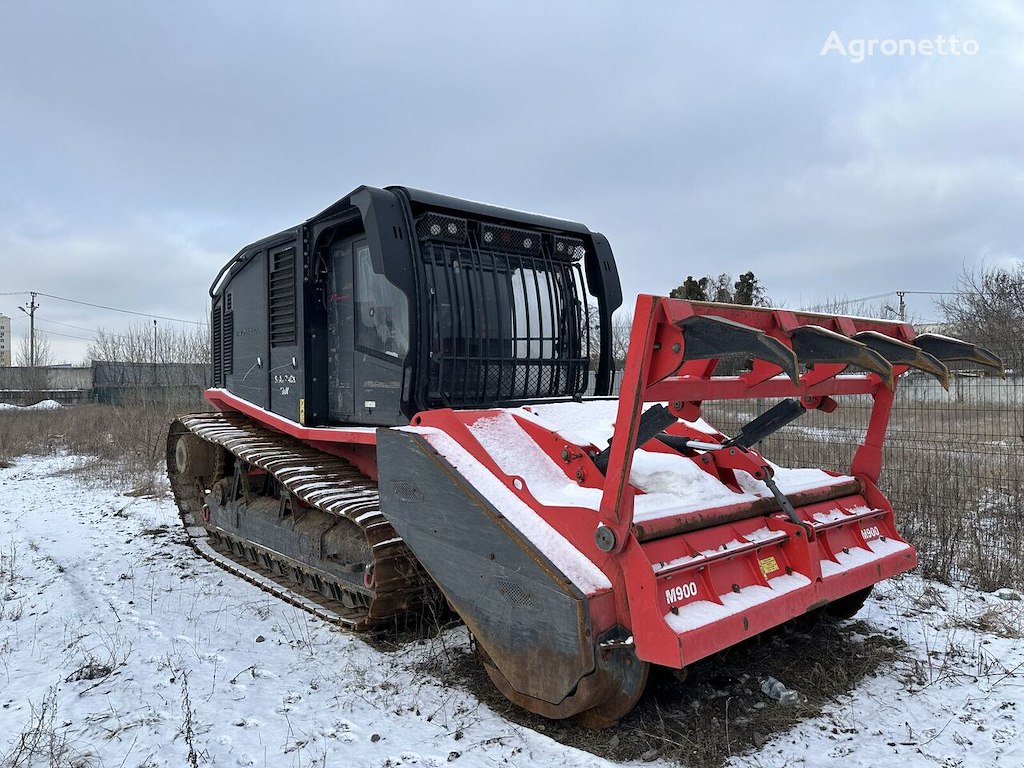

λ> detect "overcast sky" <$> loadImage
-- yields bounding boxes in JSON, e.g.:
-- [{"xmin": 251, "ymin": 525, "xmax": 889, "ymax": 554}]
[{"xmin": 1, "ymin": 1, "xmax": 1021, "ymax": 363}]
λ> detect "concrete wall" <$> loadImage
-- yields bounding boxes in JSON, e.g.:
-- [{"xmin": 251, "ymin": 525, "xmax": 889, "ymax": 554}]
[
  {"xmin": 0, "ymin": 363, "xmax": 208, "ymax": 407},
  {"xmin": 0, "ymin": 366, "xmax": 92, "ymax": 392}
]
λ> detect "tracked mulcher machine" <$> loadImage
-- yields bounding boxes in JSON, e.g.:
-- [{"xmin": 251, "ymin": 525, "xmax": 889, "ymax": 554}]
[{"xmin": 168, "ymin": 186, "xmax": 1002, "ymax": 726}]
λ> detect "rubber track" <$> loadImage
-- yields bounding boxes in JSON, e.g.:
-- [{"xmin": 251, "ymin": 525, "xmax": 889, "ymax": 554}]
[{"xmin": 167, "ymin": 412, "xmax": 436, "ymax": 631}]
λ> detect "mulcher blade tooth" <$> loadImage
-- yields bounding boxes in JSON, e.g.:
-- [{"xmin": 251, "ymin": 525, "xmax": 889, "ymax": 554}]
[
  {"xmin": 789, "ymin": 325, "xmax": 895, "ymax": 389},
  {"xmin": 913, "ymin": 334, "xmax": 1006, "ymax": 378},
  {"xmin": 677, "ymin": 314, "xmax": 800, "ymax": 383},
  {"xmin": 853, "ymin": 331, "xmax": 950, "ymax": 390}
]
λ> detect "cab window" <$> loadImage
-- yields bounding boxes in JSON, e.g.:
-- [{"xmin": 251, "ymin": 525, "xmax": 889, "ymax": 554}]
[{"xmin": 354, "ymin": 243, "xmax": 409, "ymax": 359}]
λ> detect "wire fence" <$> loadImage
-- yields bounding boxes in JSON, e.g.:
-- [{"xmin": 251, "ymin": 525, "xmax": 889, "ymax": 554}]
[{"xmin": 702, "ymin": 359, "xmax": 1024, "ymax": 592}]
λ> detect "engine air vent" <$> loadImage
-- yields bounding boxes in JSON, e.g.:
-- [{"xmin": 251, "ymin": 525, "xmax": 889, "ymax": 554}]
[
  {"xmin": 269, "ymin": 249, "xmax": 297, "ymax": 347},
  {"xmin": 211, "ymin": 305, "xmax": 223, "ymax": 386},
  {"xmin": 223, "ymin": 308, "xmax": 234, "ymax": 374}
]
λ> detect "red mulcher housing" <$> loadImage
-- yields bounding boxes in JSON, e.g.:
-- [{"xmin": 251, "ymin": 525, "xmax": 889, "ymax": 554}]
[{"xmin": 169, "ymin": 186, "xmax": 1003, "ymax": 727}]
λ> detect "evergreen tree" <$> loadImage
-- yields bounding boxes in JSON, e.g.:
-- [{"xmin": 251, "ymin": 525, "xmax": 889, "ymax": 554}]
[
  {"xmin": 670, "ymin": 271, "xmax": 768, "ymax": 305},
  {"xmin": 670, "ymin": 275, "xmax": 710, "ymax": 301},
  {"xmin": 733, "ymin": 271, "xmax": 767, "ymax": 306}
]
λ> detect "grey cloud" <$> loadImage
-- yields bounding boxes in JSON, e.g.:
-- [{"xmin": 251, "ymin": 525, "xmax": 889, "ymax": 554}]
[{"xmin": 0, "ymin": 0, "xmax": 1020, "ymax": 360}]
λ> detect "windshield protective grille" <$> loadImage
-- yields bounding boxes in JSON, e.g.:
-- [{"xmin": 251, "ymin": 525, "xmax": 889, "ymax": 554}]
[{"xmin": 421, "ymin": 228, "xmax": 592, "ymax": 407}]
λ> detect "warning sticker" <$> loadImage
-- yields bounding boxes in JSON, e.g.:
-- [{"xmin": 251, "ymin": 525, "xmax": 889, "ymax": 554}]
[{"xmin": 758, "ymin": 556, "xmax": 780, "ymax": 576}]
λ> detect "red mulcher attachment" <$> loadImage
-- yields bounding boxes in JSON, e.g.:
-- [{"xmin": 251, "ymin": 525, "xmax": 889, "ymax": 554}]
[
  {"xmin": 590, "ymin": 298, "xmax": 1001, "ymax": 666},
  {"xmin": 376, "ymin": 296, "xmax": 1003, "ymax": 727}
]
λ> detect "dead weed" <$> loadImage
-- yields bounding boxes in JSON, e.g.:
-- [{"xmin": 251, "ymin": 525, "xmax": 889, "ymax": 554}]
[{"xmin": 419, "ymin": 613, "xmax": 905, "ymax": 768}]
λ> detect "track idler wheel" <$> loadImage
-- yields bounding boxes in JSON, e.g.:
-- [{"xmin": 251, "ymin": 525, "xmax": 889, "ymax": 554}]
[
  {"xmin": 476, "ymin": 636, "xmax": 650, "ymax": 728},
  {"xmin": 174, "ymin": 431, "xmax": 219, "ymax": 478}
]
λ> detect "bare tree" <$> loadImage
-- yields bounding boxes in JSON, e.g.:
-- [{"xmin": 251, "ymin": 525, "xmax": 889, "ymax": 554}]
[
  {"xmin": 88, "ymin": 323, "xmax": 208, "ymax": 366},
  {"xmin": 584, "ymin": 304, "xmax": 602, "ymax": 373},
  {"xmin": 940, "ymin": 265, "xmax": 1024, "ymax": 371},
  {"xmin": 15, "ymin": 333, "xmax": 53, "ymax": 393},
  {"xmin": 584, "ymin": 305, "xmax": 632, "ymax": 384},
  {"xmin": 610, "ymin": 310, "xmax": 633, "ymax": 368},
  {"xmin": 709, "ymin": 273, "xmax": 733, "ymax": 303},
  {"xmin": 804, "ymin": 294, "xmax": 913, "ymax": 323},
  {"xmin": 87, "ymin": 321, "xmax": 210, "ymax": 403},
  {"xmin": 15, "ymin": 332, "xmax": 52, "ymax": 368}
]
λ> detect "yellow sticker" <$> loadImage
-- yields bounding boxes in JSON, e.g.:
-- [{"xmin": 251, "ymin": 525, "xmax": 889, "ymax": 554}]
[
  {"xmin": 758, "ymin": 556, "xmax": 779, "ymax": 576},
  {"xmin": 299, "ymin": 398, "xmax": 305, "ymax": 425}
]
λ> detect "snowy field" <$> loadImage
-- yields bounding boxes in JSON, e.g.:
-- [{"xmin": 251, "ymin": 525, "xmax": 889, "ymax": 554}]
[{"xmin": 1, "ymin": 454, "xmax": 1023, "ymax": 767}]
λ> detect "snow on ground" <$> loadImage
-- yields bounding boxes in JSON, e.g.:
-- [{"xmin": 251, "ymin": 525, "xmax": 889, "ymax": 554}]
[
  {"xmin": 1, "ymin": 454, "xmax": 1022, "ymax": 767},
  {"xmin": 0, "ymin": 455, "xmax": 620, "ymax": 768},
  {"xmin": 0, "ymin": 400, "xmax": 63, "ymax": 411},
  {"xmin": 748, "ymin": 577, "xmax": 1024, "ymax": 767}
]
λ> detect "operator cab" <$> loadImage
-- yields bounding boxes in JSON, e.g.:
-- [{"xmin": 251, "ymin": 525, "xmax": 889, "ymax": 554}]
[{"xmin": 208, "ymin": 185, "xmax": 623, "ymax": 427}]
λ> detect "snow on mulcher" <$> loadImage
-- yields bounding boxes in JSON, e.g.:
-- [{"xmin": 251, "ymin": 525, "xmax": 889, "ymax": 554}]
[{"xmin": 168, "ymin": 185, "xmax": 1003, "ymax": 727}]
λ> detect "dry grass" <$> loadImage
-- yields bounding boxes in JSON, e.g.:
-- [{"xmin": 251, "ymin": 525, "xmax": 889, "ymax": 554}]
[
  {"xmin": 3, "ymin": 373, "xmax": 1018, "ymax": 587},
  {"xmin": 0, "ymin": 375, "xmax": 1019, "ymax": 765},
  {"xmin": 419, "ymin": 613, "xmax": 905, "ymax": 767},
  {"xmin": 0, "ymin": 398, "xmax": 204, "ymax": 494},
  {"xmin": 0, "ymin": 688, "xmax": 98, "ymax": 768},
  {"xmin": 704, "ymin": 373, "xmax": 1024, "ymax": 592}
]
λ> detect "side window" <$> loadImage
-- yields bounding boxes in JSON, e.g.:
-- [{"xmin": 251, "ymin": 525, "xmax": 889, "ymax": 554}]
[{"xmin": 354, "ymin": 243, "xmax": 409, "ymax": 359}]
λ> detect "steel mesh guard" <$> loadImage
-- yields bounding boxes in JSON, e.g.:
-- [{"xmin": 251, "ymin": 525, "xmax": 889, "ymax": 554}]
[{"xmin": 420, "ymin": 225, "xmax": 592, "ymax": 407}]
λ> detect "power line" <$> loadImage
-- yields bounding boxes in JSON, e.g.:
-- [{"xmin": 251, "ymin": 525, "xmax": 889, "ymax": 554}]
[
  {"xmin": 34, "ymin": 316, "xmax": 123, "ymax": 338},
  {"xmin": 26, "ymin": 313, "xmax": 199, "ymax": 347},
  {"xmin": 34, "ymin": 327, "xmax": 96, "ymax": 342},
  {"xmin": 35, "ymin": 317, "xmax": 103, "ymax": 335},
  {"xmin": 33, "ymin": 292, "xmax": 206, "ymax": 326},
  {"xmin": 806, "ymin": 289, "xmax": 968, "ymax": 312},
  {"xmin": 805, "ymin": 292, "xmax": 896, "ymax": 311},
  {"xmin": 33, "ymin": 320, "xmax": 117, "ymax": 343},
  {"xmin": 34, "ymin": 315, "xmax": 199, "ymax": 344},
  {"xmin": 844, "ymin": 291, "xmax": 897, "ymax": 303}
]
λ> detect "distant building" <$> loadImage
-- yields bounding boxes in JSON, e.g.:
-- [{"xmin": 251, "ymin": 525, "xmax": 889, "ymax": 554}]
[
  {"xmin": 91, "ymin": 361, "xmax": 208, "ymax": 406},
  {"xmin": 0, "ymin": 314, "xmax": 10, "ymax": 367},
  {"xmin": 0, "ymin": 361, "xmax": 209, "ymax": 406}
]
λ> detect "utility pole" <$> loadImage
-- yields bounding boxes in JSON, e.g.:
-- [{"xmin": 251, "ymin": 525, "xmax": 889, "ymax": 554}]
[
  {"xmin": 897, "ymin": 291, "xmax": 906, "ymax": 322},
  {"xmin": 17, "ymin": 292, "xmax": 38, "ymax": 367},
  {"xmin": 152, "ymin": 319, "xmax": 158, "ymax": 397}
]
